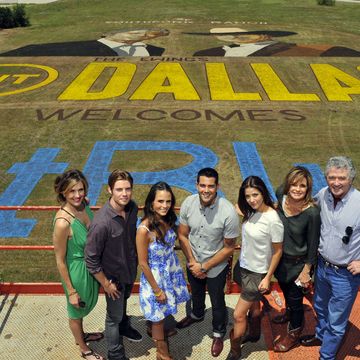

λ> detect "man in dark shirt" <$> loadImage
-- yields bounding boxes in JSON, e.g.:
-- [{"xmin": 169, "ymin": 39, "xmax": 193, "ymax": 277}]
[{"xmin": 85, "ymin": 169, "xmax": 141, "ymax": 360}]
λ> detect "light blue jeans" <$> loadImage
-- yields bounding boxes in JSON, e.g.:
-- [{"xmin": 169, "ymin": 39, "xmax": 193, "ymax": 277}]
[{"xmin": 314, "ymin": 256, "xmax": 360, "ymax": 360}]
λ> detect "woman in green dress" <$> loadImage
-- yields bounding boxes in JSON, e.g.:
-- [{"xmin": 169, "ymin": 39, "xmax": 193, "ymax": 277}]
[{"xmin": 53, "ymin": 170, "xmax": 104, "ymax": 360}]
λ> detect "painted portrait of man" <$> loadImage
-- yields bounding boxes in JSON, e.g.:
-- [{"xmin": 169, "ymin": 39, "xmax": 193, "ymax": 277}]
[
  {"xmin": 188, "ymin": 28, "xmax": 360, "ymax": 57},
  {"xmin": 0, "ymin": 28, "xmax": 169, "ymax": 56}
]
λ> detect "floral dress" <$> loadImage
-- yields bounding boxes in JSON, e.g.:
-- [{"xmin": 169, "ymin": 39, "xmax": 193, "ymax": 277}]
[{"xmin": 138, "ymin": 225, "xmax": 190, "ymax": 322}]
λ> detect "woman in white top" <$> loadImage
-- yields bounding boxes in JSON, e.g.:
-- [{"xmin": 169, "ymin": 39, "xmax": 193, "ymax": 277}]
[{"xmin": 226, "ymin": 176, "xmax": 283, "ymax": 360}]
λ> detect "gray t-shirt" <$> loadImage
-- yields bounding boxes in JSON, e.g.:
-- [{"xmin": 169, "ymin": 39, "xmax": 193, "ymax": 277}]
[{"xmin": 179, "ymin": 194, "xmax": 240, "ymax": 278}]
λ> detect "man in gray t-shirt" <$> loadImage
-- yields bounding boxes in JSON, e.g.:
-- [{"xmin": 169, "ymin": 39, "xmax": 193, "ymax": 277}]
[{"xmin": 176, "ymin": 168, "xmax": 240, "ymax": 358}]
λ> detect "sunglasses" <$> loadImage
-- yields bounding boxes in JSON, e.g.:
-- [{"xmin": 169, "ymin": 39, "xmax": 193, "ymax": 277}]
[{"xmin": 342, "ymin": 226, "xmax": 353, "ymax": 245}]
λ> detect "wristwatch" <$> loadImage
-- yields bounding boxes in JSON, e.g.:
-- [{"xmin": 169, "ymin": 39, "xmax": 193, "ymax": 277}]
[{"xmin": 200, "ymin": 263, "xmax": 207, "ymax": 273}]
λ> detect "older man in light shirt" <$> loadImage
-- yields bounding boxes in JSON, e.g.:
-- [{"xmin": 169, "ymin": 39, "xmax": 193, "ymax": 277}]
[{"xmin": 300, "ymin": 156, "xmax": 360, "ymax": 360}]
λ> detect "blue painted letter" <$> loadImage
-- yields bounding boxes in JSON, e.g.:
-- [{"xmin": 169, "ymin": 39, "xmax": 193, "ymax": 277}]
[
  {"xmin": 83, "ymin": 141, "xmax": 219, "ymax": 204},
  {"xmin": 0, "ymin": 149, "xmax": 68, "ymax": 237}
]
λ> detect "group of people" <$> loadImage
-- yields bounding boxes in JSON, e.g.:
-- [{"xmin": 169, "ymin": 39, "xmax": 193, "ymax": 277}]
[{"xmin": 52, "ymin": 156, "xmax": 360, "ymax": 360}]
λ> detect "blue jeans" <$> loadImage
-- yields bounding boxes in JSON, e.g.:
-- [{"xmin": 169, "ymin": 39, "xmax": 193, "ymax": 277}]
[
  {"xmin": 105, "ymin": 286, "xmax": 127, "ymax": 360},
  {"xmin": 314, "ymin": 256, "xmax": 360, "ymax": 360},
  {"xmin": 187, "ymin": 265, "xmax": 228, "ymax": 337}
]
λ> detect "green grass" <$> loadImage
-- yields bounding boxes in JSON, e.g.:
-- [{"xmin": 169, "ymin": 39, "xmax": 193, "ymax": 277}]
[
  {"xmin": 0, "ymin": 0, "xmax": 360, "ymax": 282},
  {"xmin": 1, "ymin": 0, "xmax": 360, "ymax": 51}
]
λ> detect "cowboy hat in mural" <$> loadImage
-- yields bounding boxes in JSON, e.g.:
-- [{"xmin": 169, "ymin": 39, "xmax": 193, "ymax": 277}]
[
  {"xmin": 0, "ymin": 29, "xmax": 170, "ymax": 56},
  {"xmin": 186, "ymin": 27, "xmax": 360, "ymax": 57}
]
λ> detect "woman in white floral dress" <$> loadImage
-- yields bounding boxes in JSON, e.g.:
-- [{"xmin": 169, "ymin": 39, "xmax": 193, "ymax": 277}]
[{"xmin": 136, "ymin": 182, "xmax": 190, "ymax": 360}]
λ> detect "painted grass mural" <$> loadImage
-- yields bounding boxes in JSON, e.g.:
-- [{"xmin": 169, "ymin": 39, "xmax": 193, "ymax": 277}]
[{"xmin": 0, "ymin": 0, "xmax": 359, "ymax": 281}]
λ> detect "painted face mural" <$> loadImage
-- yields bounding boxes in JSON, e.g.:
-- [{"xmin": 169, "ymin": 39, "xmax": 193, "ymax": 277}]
[
  {"xmin": 189, "ymin": 28, "xmax": 360, "ymax": 57},
  {"xmin": 1, "ymin": 27, "xmax": 360, "ymax": 57}
]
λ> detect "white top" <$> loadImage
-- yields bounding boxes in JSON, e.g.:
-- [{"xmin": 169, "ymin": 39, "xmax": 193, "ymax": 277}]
[
  {"xmin": 97, "ymin": 38, "xmax": 150, "ymax": 56},
  {"xmin": 222, "ymin": 41, "xmax": 275, "ymax": 57},
  {"xmin": 240, "ymin": 209, "xmax": 284, "ymax": 273}
]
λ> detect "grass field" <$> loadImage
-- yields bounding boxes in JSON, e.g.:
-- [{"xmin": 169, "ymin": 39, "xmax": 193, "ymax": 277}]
[{"xmin": 0, "ymin": 0, "xmax": 360, "ymax": 282}]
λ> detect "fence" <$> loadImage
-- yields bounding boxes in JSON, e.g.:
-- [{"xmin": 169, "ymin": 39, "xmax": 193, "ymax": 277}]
[{"xmin": 0, "ymin": 205, "xmax": 241, "ymax": 294}]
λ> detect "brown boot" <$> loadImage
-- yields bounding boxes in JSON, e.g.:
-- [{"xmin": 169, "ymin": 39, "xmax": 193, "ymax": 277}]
[
  {"xmin": 242, "ymin": 314, "xmax": 261, "ymax": 344},
  {"xmin": 147, "ymin": 322, "xmax": 177, "ymax": 338},
  {"xmin": 273, "ymin": 324, "xmax": 302, "ymax": 352},
  {"xmin": 225, "ymin": 329, "xmax": 242, "ymax": 360},
  {"xmin": 272, "ymin": 308, "xmax": 290, "ymax": 324},
  {"xmin": 153, "ymin": 338, "xmax": 173, "ymax": 360}
]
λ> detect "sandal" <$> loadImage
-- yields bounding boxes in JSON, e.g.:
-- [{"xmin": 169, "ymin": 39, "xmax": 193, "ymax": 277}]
[
  {"xmin": 83, "ymin": 332, "xmax": 104, "ymax": 342},
  {"xmin": 76, "ymin": 332, "xmax": 104, "ymax": 345},
  {"xmin": 81, "ymin": 350, "xmax": 105, "ymax": 360}
]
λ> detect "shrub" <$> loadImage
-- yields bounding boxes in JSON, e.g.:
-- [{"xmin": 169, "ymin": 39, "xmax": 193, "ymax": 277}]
[
  {"xmin": 13, "ymin": 4, "xmax": 30, "ymax": 27},
  {"xmin": 317, "ymin": 0, "xmax": 336, "ymax": 5},
  {"xmin": 0, "ymin": 4, "xmax": 30, "ymax": 29},
  {"xmin": 0, "ymin": 7, "xmax": 15, "ymax": 29}
]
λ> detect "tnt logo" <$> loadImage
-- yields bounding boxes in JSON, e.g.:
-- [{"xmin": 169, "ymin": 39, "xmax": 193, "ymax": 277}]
[{"xmin": 0, "ymin": 63, "xmax": 58, "ymax": 96}]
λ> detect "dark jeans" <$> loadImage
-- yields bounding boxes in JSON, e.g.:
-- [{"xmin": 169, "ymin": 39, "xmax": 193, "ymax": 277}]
[
  {"xmin": 118, "ymin": 284, "xmax": 133, "ymax": 331},
  {"xmin": 278, "ymin": 280, "xmax": 304, "ymax": 329},
  {"xmin": 187, "ymin": 265, "xmax": 228, "ymax": 337},
  {"xmin": 105, "ymin": 283, "xmax": 133, "ymax": 360}
]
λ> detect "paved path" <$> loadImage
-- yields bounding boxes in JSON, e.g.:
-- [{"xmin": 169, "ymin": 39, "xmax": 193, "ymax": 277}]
[{"xmin": 0, "ymin": 294, "xmax": 270, "ymax": 360}]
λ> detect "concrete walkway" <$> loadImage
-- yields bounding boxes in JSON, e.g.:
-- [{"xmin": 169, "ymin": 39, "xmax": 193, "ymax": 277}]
[{"xmin": 0, "ymin": 294, "xmax": 269, "ymax": 360}]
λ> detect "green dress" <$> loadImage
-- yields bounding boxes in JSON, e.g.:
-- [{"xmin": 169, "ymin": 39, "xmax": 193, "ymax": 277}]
[{"xmin": 57, "ymin": 206, "xmax": 99, "ymax": 319}]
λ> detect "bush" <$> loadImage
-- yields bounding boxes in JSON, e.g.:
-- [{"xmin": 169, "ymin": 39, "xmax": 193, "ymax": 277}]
[
  {"xmin": 13, "ymin": 4, "xmax": 30, "ymax": 27},
  {"xmin": 0, "ymin": 7, "xmax": 15, "ymax": 29},
  {"xmin": 0, "ymin": 4, "xmax": 30, "ymax": 29},
  {"xmin": 317, "ymin": 0, "xmax": 335, "ymax": 5}
]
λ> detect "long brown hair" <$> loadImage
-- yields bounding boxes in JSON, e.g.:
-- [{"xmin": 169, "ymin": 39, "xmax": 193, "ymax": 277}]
[
  {"xmin": 142, "ymin": 182, "xmax": 177, "ymax": 245},
  {"xmin": 54, "ymin": 169, "xmax": 88, "ymax": 204}
]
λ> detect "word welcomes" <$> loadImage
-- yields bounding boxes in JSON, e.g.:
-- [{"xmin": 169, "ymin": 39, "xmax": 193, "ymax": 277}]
[{"xmin": 35, "ymin": 108, "xmax": 306, "ymax": 121}]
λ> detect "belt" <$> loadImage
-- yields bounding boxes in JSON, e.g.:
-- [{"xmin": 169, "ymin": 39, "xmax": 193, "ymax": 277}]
[
  {"xmin": 320, "ymin": 254, "xmax": 348, "ymax": 270},
  {"xmin": 283, "ymin": 254, "xmax": 306, "ymax": 262}
]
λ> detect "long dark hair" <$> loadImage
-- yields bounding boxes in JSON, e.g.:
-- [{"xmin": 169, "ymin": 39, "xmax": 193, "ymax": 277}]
[
  {"xmin": 142, "ymin": 182, "xmax": 177, "ymax": 244},
  {"xmin": 238, "ymin": 176, "xmax": 274, "ymax": 222}
]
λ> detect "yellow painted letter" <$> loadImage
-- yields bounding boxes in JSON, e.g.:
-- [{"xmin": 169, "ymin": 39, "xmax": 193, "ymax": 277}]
[
  {"xmin": 252, "ymin": 63, "xmax": 320, "ymax": 101},
  {"xmin": 206, "ymin": 63, "xmax": 261, "ymax": 100},
  {"xmin": 59, "ymin": 62, "xmax": 136, "ymax": 100},
  {"xmin": 311, "ymin": 64, "xmax": 360, "ymax": 101},
  {"xmin": 130, "ymin": 63, "xmax": 200, "ymax": 100}
]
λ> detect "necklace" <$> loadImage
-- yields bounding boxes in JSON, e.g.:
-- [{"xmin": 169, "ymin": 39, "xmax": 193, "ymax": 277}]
[{"xmin": 284, "ymin": 196, "xmax": 306, "ymax": 216}]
